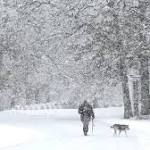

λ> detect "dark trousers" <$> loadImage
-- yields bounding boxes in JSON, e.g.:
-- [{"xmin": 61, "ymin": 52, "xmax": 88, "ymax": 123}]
[{"xmin": 80, "ymin": 114, "xmax": 91, "ymax": 136}]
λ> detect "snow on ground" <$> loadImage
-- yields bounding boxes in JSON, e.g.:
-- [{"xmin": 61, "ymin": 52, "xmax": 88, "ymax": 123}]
[{"xmin": 0, "ymin": 107, "xmax": 150, "ymax": 150}]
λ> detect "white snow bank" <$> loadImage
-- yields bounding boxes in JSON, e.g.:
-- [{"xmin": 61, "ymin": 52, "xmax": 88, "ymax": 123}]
[
  {"xmin": 0, "ymin": 125, "xmax": 43, "ymax": 149},
  {"xmin": 0, "ymin": 107, "xmax": 150, "ymax": 150}
]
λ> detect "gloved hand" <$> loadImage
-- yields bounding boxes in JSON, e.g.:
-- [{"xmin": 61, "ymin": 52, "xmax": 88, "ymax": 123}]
[{"xmin": 92, "ymin": 115, "xmax": 95, "ymax": 120}]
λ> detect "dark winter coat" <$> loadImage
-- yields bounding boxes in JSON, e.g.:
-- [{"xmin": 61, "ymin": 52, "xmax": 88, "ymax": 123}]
[{"xmin": 78, "ymin": 101, "xmax": 95, "ymax": 121}]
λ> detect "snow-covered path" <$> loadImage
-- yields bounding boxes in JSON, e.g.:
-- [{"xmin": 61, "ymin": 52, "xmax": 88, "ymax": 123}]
[{"xmin": 0, "ymin": 107, "xmax": 150, "ymax": 150}]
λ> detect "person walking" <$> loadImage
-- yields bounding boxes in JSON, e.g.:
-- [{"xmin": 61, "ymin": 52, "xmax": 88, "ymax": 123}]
[{"xmin": 78, "ymin": 100, "xmax": 95, "ymax": 136}]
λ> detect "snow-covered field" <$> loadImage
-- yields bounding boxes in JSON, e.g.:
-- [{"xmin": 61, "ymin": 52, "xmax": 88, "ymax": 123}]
[{"xmin": 0, "ymin": 107, "xmax": 150, "ymax": 150}]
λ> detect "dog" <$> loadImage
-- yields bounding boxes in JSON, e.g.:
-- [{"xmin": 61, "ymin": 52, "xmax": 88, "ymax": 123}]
[{"xmin": 110, "ymin": 124, "xmax": 129, "ymax": 136}]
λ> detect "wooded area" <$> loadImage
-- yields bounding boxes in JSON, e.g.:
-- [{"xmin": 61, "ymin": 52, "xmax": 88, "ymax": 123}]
[{"xmin": 0, "ymin": 0, "xmax": 150, "ymax": 118}]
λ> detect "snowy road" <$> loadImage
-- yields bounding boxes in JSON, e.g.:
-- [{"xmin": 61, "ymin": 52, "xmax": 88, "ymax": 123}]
[{"xmin": 0, "ymin": 107, "xmax": 150, "ymax": 150}]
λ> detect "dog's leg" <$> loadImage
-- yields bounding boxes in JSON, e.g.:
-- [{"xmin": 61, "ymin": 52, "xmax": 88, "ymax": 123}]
[
  {"xmin": 119, "ymin": 130, "xmax": 121, "ymax": 136},
  {"xmin": 125, "ymin": 129, "xmax": 128, "ymax": 137},
  {"xmin": 113, "ymin": 128, "xmax": 117, "ymax": 136}
]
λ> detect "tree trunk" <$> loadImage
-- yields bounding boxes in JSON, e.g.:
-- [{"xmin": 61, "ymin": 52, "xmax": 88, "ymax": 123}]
[
  {"xmin": 139, "ymin": 55, "xmax": 150, "ymax": 115},
  {"xmin": 120, "ymin": 56, "xmax": 133, "ymax": 118},
  {"xmin": 133, "ymin": 80, "xmax": 140, "ymax": 118},
  {"xmin": 121, "ymin": 75, "xmax": 133, "ymax": 118}
]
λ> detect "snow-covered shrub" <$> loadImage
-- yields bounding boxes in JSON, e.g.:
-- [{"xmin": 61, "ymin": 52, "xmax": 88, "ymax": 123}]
[{"xmin": 40, "ymin": 105, "xmax": 45, "ymax": 110}]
